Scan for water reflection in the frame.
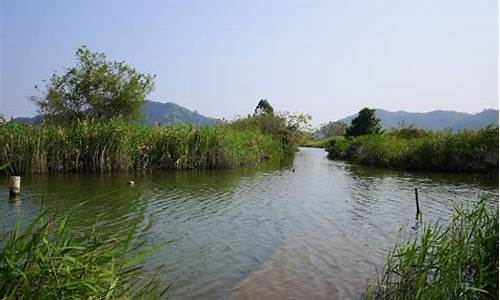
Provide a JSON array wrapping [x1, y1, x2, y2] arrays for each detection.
[[0, 148, 497, 300]]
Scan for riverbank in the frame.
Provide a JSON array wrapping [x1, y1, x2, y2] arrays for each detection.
[[0, 120, 292, 174], [326, 127, 498, 173], [301, 136, 341, 148], [365, 197, 498, 300]]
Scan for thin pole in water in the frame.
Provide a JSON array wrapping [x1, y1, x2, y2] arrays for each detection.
[[9, 176, 21, 197], [415, 188, 421, 219]]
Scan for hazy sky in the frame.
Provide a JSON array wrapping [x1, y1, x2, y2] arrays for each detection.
[[1, 0, 498, 125]]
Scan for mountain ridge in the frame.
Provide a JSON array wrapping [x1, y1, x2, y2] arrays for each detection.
[[337, 108, 498, 131], [143, 100, 220, 126], [9, 100, 220, 126]]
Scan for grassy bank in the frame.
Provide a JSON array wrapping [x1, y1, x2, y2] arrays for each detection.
[[326, 127, 498, 173], [0, 120, 290, 174], [0, 206, 165, 299], [365, 197, 498, 300], [302, 136, 342, 148]]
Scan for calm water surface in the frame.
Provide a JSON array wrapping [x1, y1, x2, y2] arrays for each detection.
[[1, 148, 498, 299]]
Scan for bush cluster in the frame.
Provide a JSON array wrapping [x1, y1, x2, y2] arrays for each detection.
[[326, 127, 499, 173]]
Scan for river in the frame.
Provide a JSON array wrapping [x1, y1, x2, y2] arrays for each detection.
[[0, 147, 498, 299]]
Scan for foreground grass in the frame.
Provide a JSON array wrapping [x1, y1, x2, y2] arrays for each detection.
[[365, 197, 498, 300], [0, 120, 288, 174], [327, 127, 498, 173], [0, 205, 165, 299]]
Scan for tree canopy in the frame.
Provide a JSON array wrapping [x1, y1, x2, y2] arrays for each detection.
[[31, 46, 155, 124], [254, 99, 274, 116], [315, 121, 348, 139], [345, 107, 382, 137]]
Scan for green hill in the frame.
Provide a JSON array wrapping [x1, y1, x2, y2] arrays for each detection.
[[143, 100, 219, 126], [10, 100, 220, 126]]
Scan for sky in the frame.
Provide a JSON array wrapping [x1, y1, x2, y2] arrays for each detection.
[[1, 0, 498, 125]]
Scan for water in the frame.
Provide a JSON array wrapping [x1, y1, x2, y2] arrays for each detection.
[[0, 147, 498, 299]]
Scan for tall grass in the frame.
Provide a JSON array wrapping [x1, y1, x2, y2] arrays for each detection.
[[0, 120, 288, 174], [0, 205, 166, 299], [327, 127, 499, 173], [365, 197, 498, 300]]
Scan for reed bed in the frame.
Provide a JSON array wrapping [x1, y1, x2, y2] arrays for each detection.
[[365, 197, 498, 300], [0, 205, 166, 299], [326, 127, 498, 173], [0, 120, 285, 174]]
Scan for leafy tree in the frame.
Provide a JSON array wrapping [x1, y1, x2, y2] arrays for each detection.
[[31, 46, 155, 124], [345, 107, 382, 137], [230, 100, 312, 152], [254, 99, 274, 116], [315, 121, 348, 139], [0, 114, 7, 124]]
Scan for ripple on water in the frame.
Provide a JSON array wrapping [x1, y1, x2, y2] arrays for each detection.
[[0, 148, 497, 300]]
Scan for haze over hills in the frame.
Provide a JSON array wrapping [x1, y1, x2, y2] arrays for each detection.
[[8, 103, 498, 131], [338, 108, 499, 131], [143, 100, 219, 126], [10, 100, 220, 126]]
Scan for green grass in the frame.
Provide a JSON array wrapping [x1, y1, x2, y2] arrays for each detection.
[[0, 119, 291, 174], [365, 197, 498, 300], [326, 127, 499, 173], [0, 204, 166, 299], [302, 136, 343, 148]]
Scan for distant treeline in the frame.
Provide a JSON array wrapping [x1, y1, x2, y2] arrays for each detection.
[[327, 127, 498, 173], [0, 116, 301, 174]]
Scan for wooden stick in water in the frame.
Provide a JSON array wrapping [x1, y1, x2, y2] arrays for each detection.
[[415, 188, 421, 218], [10, 176, 21, 197]]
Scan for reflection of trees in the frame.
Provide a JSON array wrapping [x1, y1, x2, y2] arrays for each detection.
[[4, 163, 276, 232], [340, 162, 498, 223], [344, 163, 498, 188]]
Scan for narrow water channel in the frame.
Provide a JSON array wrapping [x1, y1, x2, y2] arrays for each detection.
[[0, 148, 497, 299]]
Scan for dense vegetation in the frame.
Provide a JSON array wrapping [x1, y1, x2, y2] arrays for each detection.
[[345, 107, 382, 137], [32, 46, 155, 124], [0, 47, 309, 175], [326, 126, 499, 173], [0, 119, 293, 174], [302, 136, 340, 148], [312, 121, 347, 140], [0, 206, 165, 299], [365, 197, 498, 300]]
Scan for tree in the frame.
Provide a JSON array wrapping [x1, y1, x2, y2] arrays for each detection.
[[345, 107, 382, 137], [315, 121, 347, 139], [254, 99, 274, 116], [31, 46, 155, 124]]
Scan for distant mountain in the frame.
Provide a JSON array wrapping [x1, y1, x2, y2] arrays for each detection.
[[143, 100, 219, 126], [11, 116, 42, 125], [338, 108, 498, 131], [10, 100, 220, 126]]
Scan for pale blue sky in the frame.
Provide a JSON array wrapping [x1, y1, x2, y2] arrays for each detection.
[[1, 0, 498, 125]]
